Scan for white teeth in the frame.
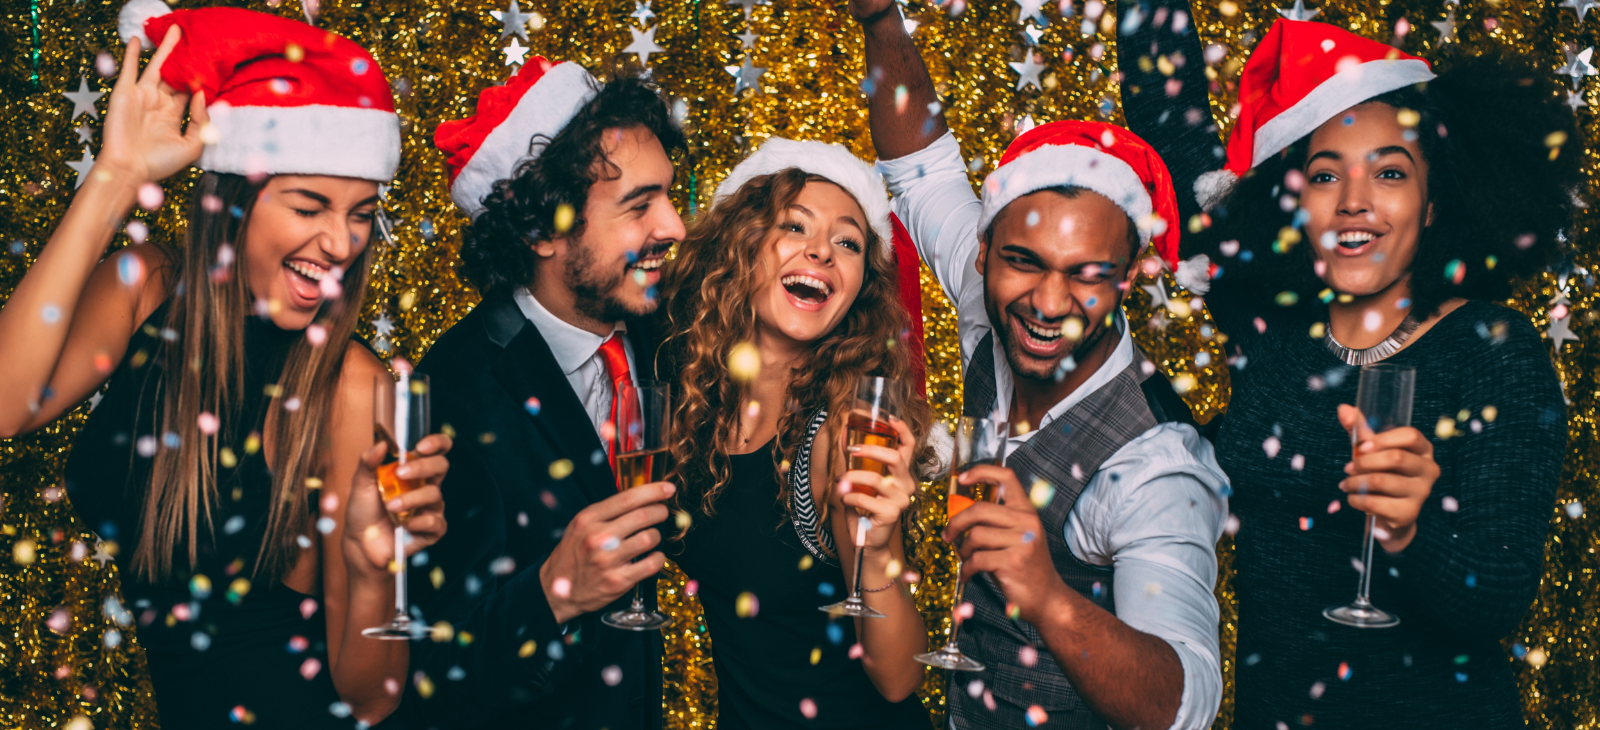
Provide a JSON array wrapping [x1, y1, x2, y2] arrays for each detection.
[[285, 260, 327, 281], [634, 256, 663, 271], [780, 274, 832, 298], [1336, 231, 1376, 244], [1022, 320, 1062, 339]]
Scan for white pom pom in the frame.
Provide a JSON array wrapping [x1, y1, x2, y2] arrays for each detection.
[[1175, 253, 1212, 295], [915, 420, 955, 482], [118, 0, 172, 47], [1193, 169, 1238, 212]]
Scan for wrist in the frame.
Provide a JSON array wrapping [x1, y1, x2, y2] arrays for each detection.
[[540, 560, 579, 625], [858, 4, 904, 34], [1378, 521, 1418, 553], [86, 159, 147, 189], [1022, 580, 1076, 629]]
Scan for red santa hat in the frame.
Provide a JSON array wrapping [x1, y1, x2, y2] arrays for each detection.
[[978, 120, 1210, 292], [117, 0, 400, 182], [714, 138, 894, 267], [435, 59, 599, 219], [1194, 19, 1435, 209]]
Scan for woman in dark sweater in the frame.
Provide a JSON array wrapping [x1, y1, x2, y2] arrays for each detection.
[[1116, 11, 1577, 729]]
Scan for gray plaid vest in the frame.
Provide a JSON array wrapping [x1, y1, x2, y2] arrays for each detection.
[[950, 331, 1189, 730]]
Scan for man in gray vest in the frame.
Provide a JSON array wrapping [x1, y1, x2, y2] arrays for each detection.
[[853, 3, 1228, 729]]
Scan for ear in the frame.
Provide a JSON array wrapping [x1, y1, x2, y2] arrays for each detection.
[[975, 235, 990, 277], [530, 235, 561, 260], [1424, 200, 1435, 229]]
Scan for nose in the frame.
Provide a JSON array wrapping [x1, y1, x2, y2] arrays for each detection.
[[803, 231, 834, 265], [1030, 271, 1078, 320], [1336, 165, 1374, 219], [654, 201, 687, 245], [317, 214, 357, 264]]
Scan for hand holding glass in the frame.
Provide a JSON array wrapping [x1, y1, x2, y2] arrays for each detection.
[[364, 373, 432, 640], [1323, 363, 1414, 629], [601, 382, 674, 631], [915, 417, 1006, 671], [820, 375, 903, 619]]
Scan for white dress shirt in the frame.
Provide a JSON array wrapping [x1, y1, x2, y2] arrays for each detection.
[[512, 287, 637, 444], [880, 132, 1228, 730]]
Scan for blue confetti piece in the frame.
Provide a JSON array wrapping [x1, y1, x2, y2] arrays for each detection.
[[524, 397, 541, 415], [818, 582, 836, 597], [1455, 672, 1468, 683], [1465, 572, 1477, 588], [826, 621, 844, 645]]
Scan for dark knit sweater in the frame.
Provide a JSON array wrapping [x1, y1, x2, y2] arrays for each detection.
[[1117, 4, 1567, 727]]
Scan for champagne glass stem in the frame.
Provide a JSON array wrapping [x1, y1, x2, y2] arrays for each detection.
[[943, 560, 967, 652], [849, 515, 869, 599], [629, 585, 646, 611], [1355, 514, 1377, 608], [393, 524, 409, 620]]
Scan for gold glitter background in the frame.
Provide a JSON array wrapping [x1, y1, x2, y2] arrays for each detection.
[[0, 0, 1592, 728]]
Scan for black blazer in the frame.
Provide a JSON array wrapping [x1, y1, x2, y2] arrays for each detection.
[[401, 293, 661, 730]]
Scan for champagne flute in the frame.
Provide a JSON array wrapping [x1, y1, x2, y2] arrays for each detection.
[[602, 381, 673, 631], [916, 417, 1006, 671], [363, 372, 433, 640], [1323, 363, 1414, 629], [819, 375, 902, 619]]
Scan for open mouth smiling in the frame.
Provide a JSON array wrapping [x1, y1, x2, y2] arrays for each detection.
[[780, 274, 834, 305]]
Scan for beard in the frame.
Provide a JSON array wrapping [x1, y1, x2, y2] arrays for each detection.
[[985, 295, 1119, 383], [565, 237, 650, 323]]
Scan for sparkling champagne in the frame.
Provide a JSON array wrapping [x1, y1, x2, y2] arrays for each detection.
[[846, 411, 898, 495], [374, 426, 421, 522], [615, 447, 669, 490]]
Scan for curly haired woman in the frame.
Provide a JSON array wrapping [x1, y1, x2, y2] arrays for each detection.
[[1117, 10, 1579, 729], [655, 139, 934, 729]]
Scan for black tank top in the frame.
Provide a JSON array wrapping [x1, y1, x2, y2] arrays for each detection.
[[668, 412, 929, 730], [63, 301, 360, 730]]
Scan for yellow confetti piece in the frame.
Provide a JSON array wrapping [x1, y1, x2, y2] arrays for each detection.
[[1029, 479, 1056, 509], [430, 567, 445, 589], [304, 477, 323, 490], [430, 621, 454, 643], [735, 591, 759, 618], [13, 539, 35, 565], [549, 459, 574, 480], [1527, 647, 1548, 668], [727, 342, 761, 382], [219, 447, 237, 469], [457, 631, 473, 646], [1483, 406, 1498, 423], [809, 647, 822, 665], [229, 577, 251, 599], [399, 289, 417, 312], [415, 673, 435, 699], [554, 203, 575, 233], [1172, 373, 1197, 394], [244, 433, 261, 455], [885, 558, 901, 578], [798, 554, 813, 571], [285, 43, 304, 63], [519, 640, 538, 658], [1435, 417, 1458, 439], [674, 510, 692, 531], [1396, 108, 1421, 127]]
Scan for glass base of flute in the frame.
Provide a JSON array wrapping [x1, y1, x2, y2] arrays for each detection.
[[362, 524, 433, 640], [602, 384, 674, 631], [819, 514, 888, 618], [914, 571, 984, 671], [1323, 516, 1401, 629]]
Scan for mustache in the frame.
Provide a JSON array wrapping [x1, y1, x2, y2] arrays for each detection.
[[633, 242, 675, 262]]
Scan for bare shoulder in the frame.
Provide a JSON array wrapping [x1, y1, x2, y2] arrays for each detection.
[[114, 243, 179, 324]]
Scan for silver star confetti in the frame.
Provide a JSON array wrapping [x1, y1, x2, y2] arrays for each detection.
[[737, 28, 759, 49], [1009, 48, 1047, 91], [1015, 0, 1050, 27], [726, 56, 766, 94], [630, 0, 655, 22], [491, 0, 533, 41], [75, 122, 93, 144], [503, 37, 531, 66], [1557, 46, 1598, 90], [66, 146, 95, 189], [1562, 0, 1600, 23], [625, 24, 666, 67], [1567, 89, 1589, 113], [1430, 9, 1457, 43], [63, 77, 103, 120], [1548, 314, 1579, 349], [1276, 0, 1321, 21]]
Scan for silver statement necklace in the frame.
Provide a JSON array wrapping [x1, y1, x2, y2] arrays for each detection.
[[1324, 315, 1421, 366]]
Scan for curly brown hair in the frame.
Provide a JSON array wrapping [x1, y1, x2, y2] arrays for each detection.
[[657, 168, 933, 537]]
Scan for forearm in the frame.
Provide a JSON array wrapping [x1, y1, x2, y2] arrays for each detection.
[[860, 7, 946, 160], [1031, 585, 1184, 730], [0, 163, 137, 435], [852, 535, 925, 702], [331, 570, 409, 724]]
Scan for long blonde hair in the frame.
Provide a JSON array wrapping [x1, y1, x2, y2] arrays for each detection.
[[134, 172, 371, 584], [657, 168, 932, 535]]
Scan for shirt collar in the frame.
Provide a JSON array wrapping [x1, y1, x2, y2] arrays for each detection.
[[511, 287, 623, 376], [994, 310, 1134, 433]]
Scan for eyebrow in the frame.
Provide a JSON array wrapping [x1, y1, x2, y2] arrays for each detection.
[[283, 189, 331, 205], [618, 183, 663, 205], [1307, 145, 1416, 166]]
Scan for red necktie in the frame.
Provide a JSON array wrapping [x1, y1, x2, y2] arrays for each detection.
[[597, 334, 633, 481]]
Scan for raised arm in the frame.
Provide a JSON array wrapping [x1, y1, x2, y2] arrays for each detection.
[[0, 31, 204, 437], [852, 0, 945, 160], [1115, 0, 1221, 234]]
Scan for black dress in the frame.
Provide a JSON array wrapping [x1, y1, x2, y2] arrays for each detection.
[[64, 302, 359, 730], [668, 411, 929, 730], [1210, 295, 1564, 729]]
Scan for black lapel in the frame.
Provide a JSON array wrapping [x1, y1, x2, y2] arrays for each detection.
[[481, 295, 619, 508], [624, 315, 661, 382]]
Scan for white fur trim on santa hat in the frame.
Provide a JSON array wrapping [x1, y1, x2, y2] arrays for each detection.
[[452, 62, 598, 219], [713, 138, 893, 264], [977, 144, 1153, 243], [1251, 58, 1434, 169], [117, 0, 171, 47], [1193, 168, 1238, 212], [199, 104, 400, 182]]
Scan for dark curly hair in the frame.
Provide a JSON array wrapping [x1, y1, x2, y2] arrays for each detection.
[[458, 72, 685, 297], [1194, 50, 1582, 320]]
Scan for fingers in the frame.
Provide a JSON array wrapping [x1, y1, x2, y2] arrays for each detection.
[[1347, 448, 1434, 479], [889, 417, 916, 456], [846, 444, 902, 470], [116, 38, 142, 89], [1340, 473, 1428, 500], [415, 432, 454, 457], [943, 501, 1013, 541], [960, 465, 1031, 513], [143, 25, 182, 86], [386, 484, 442, 514], [360, 440, 387, 470], [1344, 493, 1420, 524], [580, 481, 676, 523], [396, 453, 449, 482], [840, 493, 902, 524], [1358, 426, 1432, 457], [184, 91, 210, 143], [956, 524, 1020, 555], [611, 528, 663, 564], [615, 551, 668, 587], [401, 513, 447, 548], [591, 504, 671, 548]]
